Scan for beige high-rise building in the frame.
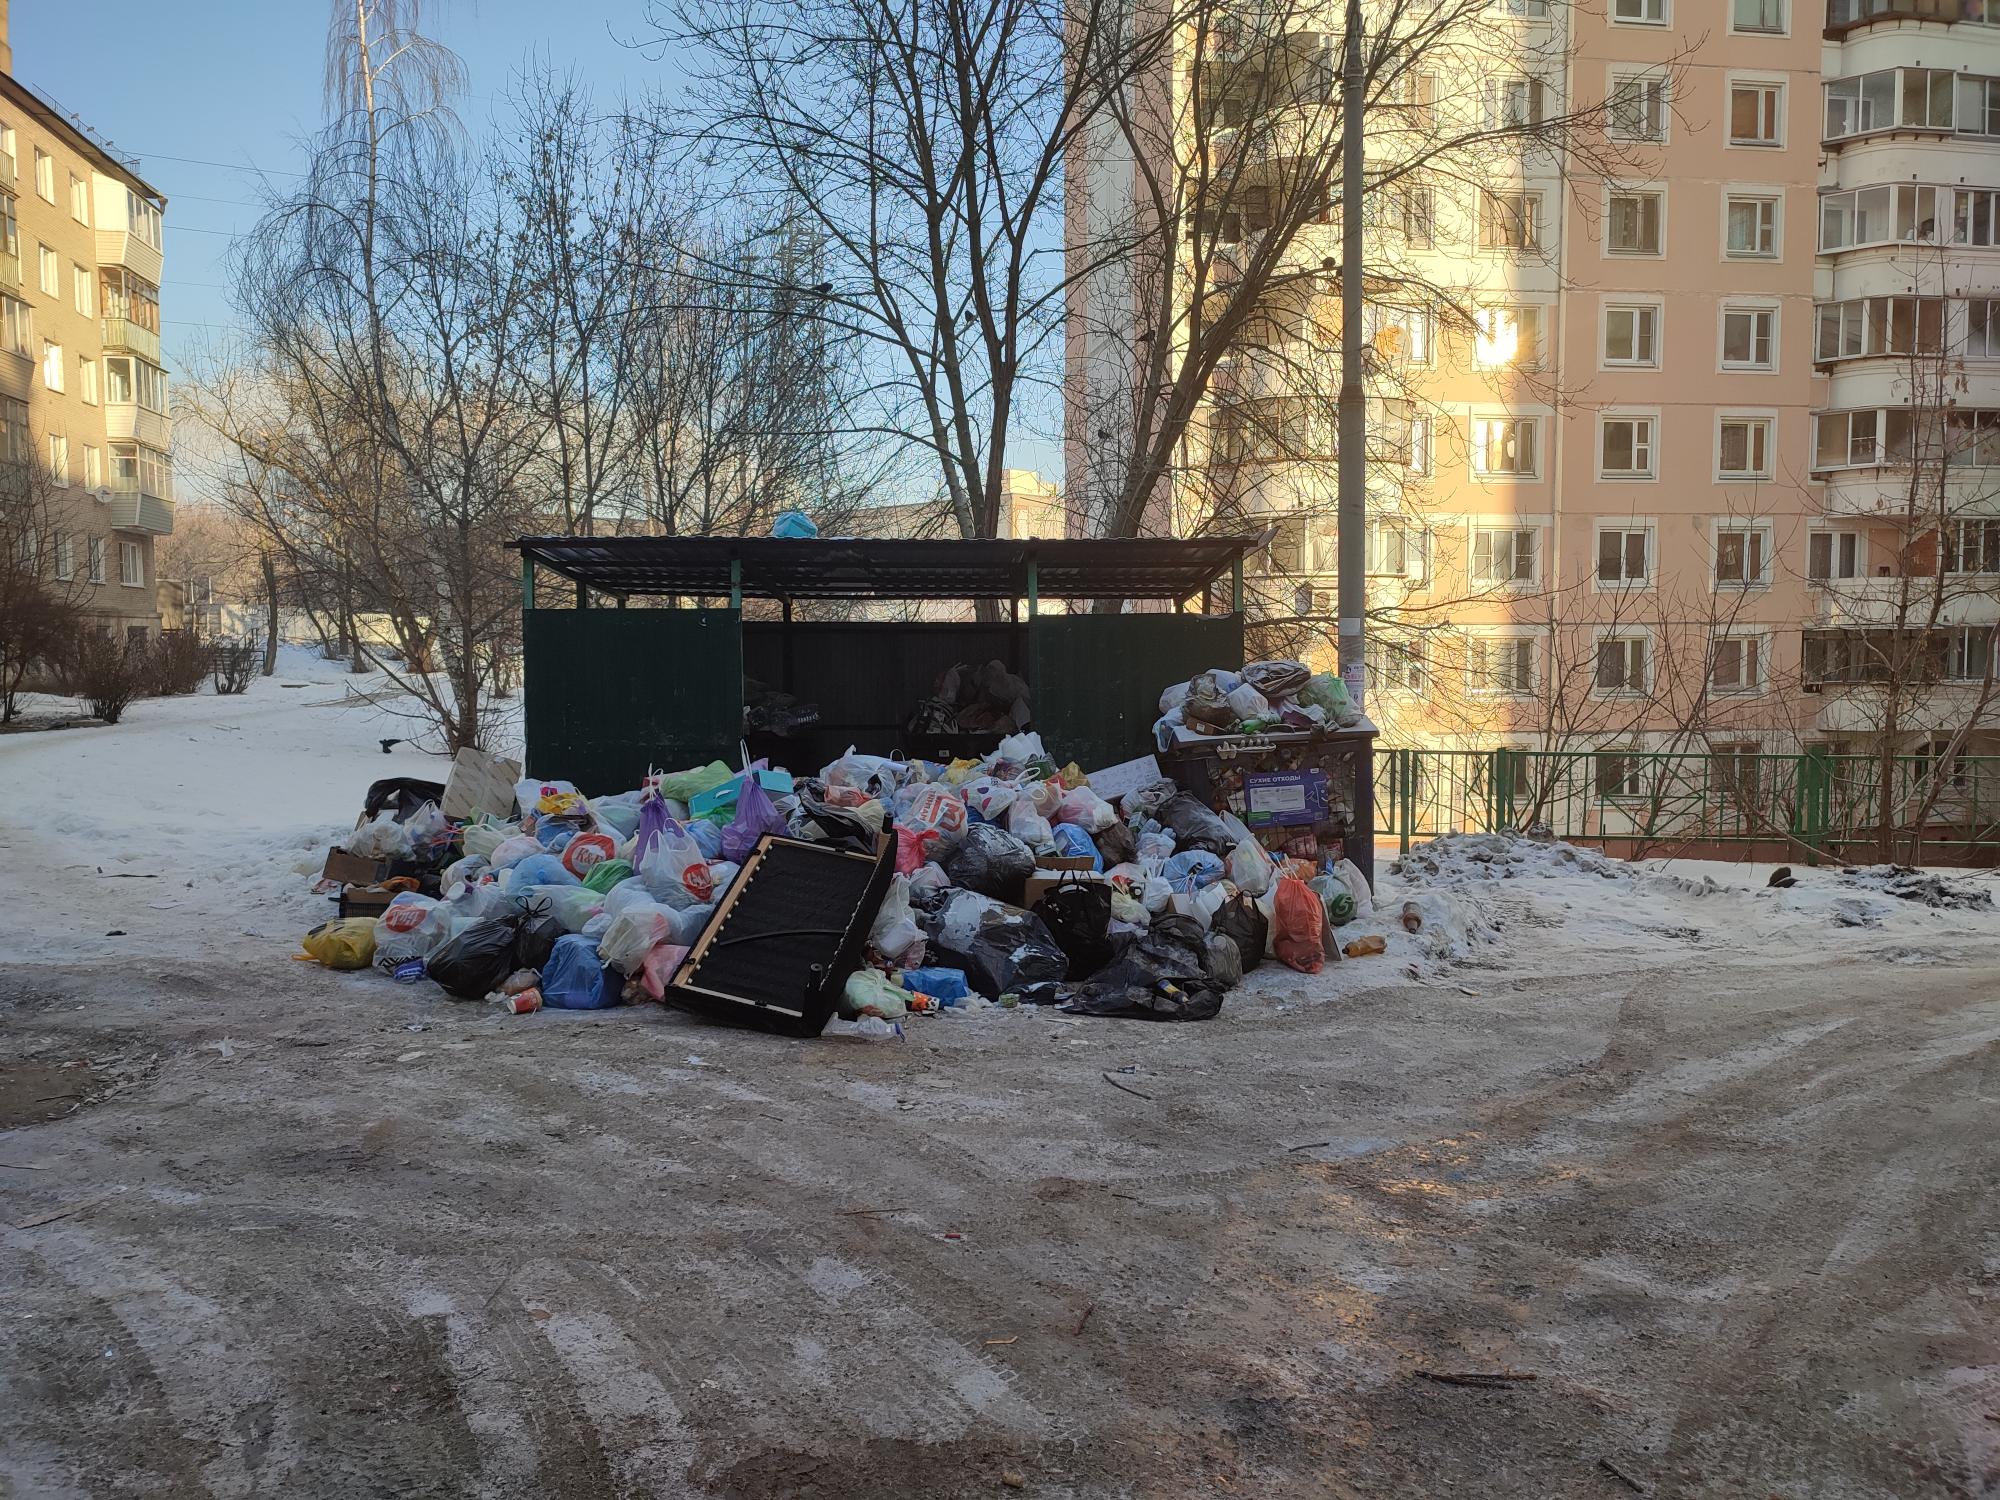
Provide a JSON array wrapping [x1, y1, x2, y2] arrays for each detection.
[[1068, 0, 2000, 768], [0, 14, 174, 644]]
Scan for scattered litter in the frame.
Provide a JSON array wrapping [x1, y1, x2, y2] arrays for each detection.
[[1416, 1369, 1537, 1389], [395, 1051, 427, 1063], [1101, 1070, 1154, 1101], [1597, 1456, 1649, 1495], [983, 1336, 1018, 1346], [684, 1054, 708, 1067], [209, 1040, 236, 1060], [1841, 865, 1994, 911]]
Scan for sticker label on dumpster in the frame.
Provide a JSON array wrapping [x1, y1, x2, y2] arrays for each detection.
[[1243, 769, 1328, 827]]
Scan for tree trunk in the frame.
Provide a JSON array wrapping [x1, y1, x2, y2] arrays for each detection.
[[261, 553, 281, 676]]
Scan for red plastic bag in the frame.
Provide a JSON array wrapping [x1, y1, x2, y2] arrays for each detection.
[[1272, 876, 1326, 974], [896, 826, 940, 875]]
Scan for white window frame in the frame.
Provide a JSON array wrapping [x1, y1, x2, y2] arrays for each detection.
[[1479, 189, 1544, 253], [40, 338, 62, 392], [1611, 0, 1669, 24], [1367, 517, 1429, 581], [1723, 189, 1783, 259], [68, 172, 88, 224], [32, 147, 52, 203], [53, 532, 73, 581], [78, 354, 96, 406], [87, 535, 105, 584], [1368, 637, 1429, 694], [48, 432, 67, 484], [1709, 633, 1768, 696], [72, 264, 92, 316], [1605, 185, 1666, 258], [1465, 631, 1538, 697], [1807, 527, 1865, 583], [1716, 412, 1777, 481], [35, 243, 56, 297], [1592, 633, 1653, 698], [1484, 76, 1550, 131], [1474, 303, 1546, 369], [1719, 302, 1779, 372], [1469, 522, 1542, 586], [1606, 69, 1670, 143], [1595, 523, 1655, 589], [1729, 0, 1788, 33], [1601, 300, 1663, 369], [1712, 521, 1774, 588], [119, 540, 145, 589], [82, 442, 101, 488], [1727, 77, 1786, 147], [1597, 412, 1660, 480], [1470, 415, 1543, 480]]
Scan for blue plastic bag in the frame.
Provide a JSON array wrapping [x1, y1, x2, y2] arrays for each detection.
[[686, 819, 725, 860], [507, 852, 580, 889], [899, 967, 971, 1005], [535, 823, 576, 852], [722, 774, 789, 862], [1161, 849, 1224, 894], [540, 933, 615, 1009], [1051, 823, 1102, 871], [771, 509, 819, 539]]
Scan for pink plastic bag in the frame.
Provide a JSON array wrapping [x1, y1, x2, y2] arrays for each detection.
[[896, 826, 940, 875], [638, 943, 690, 1000]]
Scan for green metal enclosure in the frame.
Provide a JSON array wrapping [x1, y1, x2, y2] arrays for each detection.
[[1030, 613, 1246, 772], [522, 607, 743, 795]]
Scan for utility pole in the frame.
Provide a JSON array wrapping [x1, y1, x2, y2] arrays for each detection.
[[1336, 0, 1367, 715]]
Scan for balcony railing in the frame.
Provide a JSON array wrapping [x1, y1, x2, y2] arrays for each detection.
[[104, 481, 175, 536], [100, 316, 161, 362]]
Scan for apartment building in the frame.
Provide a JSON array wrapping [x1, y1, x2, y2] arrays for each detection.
[[0, 22, 174, 645], [1068, 0, 2000, 765]]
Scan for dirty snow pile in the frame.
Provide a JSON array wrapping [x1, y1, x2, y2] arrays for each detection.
[[1392, 831, 1630, 886], [1838, 865, 1995, 912]]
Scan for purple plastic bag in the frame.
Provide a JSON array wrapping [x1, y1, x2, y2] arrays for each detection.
[[721, 774, 788, 863], [635, 795, 679, 869]]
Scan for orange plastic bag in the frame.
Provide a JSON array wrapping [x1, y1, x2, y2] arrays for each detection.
[[1272, 877, 1326, 974]]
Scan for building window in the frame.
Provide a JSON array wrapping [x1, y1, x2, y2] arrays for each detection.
[[1369, 638, 1428, 693], [1731, 0, 1786, 30], [32, 147, 52, 202], [1946, 628, 1995, 683], [1494, 0, 1550, 15], [120, 541, 144, 588], [78, 354, 96, 405], [1607, 190, 1664, 254], [1475, 304, 1543, 368], [72, 264, 92, 316], [1471, 525, 1540, 583], [0, 396, 24, 463], [87, 535, 104, 583], [1813, 295, 1944, 363], [1957, 189, 2000, 246], [1725, 194, 1780, 257], [1819, 184, 1947, 251], [1, 295, 28, 354], [1825, 67, 1960, 141], [1808, 529, 1861, 582], [1967, 300, 2000, 358], [1730, 82, 1783, 145], [109, 443, 174, 500], [126, 192, 163, 250], [1484, 77, 1549, 129], [1600, 416, 1657, 478], [1368, 519, 1426, 578], [1479, 191, 1542, 251], [68, 172, 88, 223], [1943, 519, 2000, 574], [1721, 306, 1776, 369], [47, 433, 67, 484], [1596, 637, 1650, 694], [1404, 414, 1432, 475], [1364, 303, 1433, 364], [1595, 749, 1645, 799], [1468, 636, 1536, 696], [104, 355, 169, 413], [35, 243, 56, 296], [1597, 527, 1651, 584], [1612, 0, 1668, 21], [1710, 636, 1763, 693], [40, 339, 61, 391], [1398, 184, 1435, 247], [82, 442, 101, 488], [1608, 72, 1668, 141], [1603, 303, 1660, 367], [1814, 410, 1880, 468], [1715, 526, 1771, 585], [54, 533, 73, 580], [0, 195, 15, 281], [1719, 417, 1773, 479], [1473, 417, 1541, 477]]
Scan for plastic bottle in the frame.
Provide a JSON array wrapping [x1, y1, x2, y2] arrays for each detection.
[[822, 1016, 901, 1040]]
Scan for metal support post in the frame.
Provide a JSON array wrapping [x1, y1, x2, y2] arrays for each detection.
[[1336, 0, 1367, 715]]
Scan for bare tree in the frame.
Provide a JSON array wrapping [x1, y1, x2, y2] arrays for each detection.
[[0, 459, 92, 722]]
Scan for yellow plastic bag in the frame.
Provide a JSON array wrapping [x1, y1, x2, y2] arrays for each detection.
[[1056, 762, 1088, 789], [943, 758, 983, 786], [300, 917, 378, 970]]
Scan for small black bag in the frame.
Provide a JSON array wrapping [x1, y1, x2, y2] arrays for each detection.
[[426, 914, 523, 1000], [1060, 914, 1224, 1022], [1213, 893, 1268, 974], [1033, 878, 1116, 978], [512, 901, 564, 973]]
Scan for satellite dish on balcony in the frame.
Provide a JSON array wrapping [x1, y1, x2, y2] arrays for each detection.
[[95, 487, 112, 504]]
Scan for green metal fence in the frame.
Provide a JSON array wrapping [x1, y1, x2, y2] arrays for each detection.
[[1379, 748, 2000, 863]]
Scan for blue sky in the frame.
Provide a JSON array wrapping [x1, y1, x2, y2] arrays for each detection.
[[15, 1, 682, 369]]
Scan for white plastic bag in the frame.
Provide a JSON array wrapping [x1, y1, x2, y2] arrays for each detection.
[[869, 874, 922, 961], [1139, 875, 1174, 914], [1336, 857, 1374, 920], [599, 901, 676, 973], [1226, 837, 1273, 898], [1224, 683, 1270, 722], [374, 895, 447, 969], [932, 887, 1008, 951], [346, 811, 414, 860], [823, 746, 905, 798], [1158, 680, 1192, 715], [994, 731, 1047, 766], [1006, 797, 1054, 852], [488, 833, 543, 870], [961, 776, 1019, 821], [1028, 777, 1065, 817], [908, 861, 950, 898], [636, 830, 717, 909], [460, 820, 509, 861], [515, 884, 600, 934], [898, 784, 969, 842], [1056, 784, 1118, 834]]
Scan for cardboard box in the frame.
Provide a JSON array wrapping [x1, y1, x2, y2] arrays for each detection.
[[1024, 859, 1104, 907], [441, 746, 521, 821], [322, 848, 393, 887], [339, 885, 399, 919]]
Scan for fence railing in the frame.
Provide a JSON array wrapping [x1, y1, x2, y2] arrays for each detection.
[[1378, 748, 2000, 862]]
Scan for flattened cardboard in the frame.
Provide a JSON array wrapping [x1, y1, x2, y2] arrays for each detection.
[[441, 746, 522, 822]]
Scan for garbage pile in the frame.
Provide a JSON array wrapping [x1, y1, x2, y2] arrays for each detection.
[[300, 661, 1381, 1032], [1155, 660, 1362, 747], [906, 660, 1033, 736]]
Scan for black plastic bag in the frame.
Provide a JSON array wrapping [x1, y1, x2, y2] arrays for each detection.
[[943, 823, 1035, 904], [1241, 659, 1311, 701], [1033, 878, 1116, 978], [932, 906, 1069, 1000], [1095, 820, 1138, 868], [512, 902, 564, 973], [1158, 793, 1235, 855], [1205, 933, 1243, 989], [789, 788, 882, 855], [1213, 893, 1268, 974], [364, 777, 450, 822], [426, 914, 523, 1000], [1060, 914, 1224, 1021]]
